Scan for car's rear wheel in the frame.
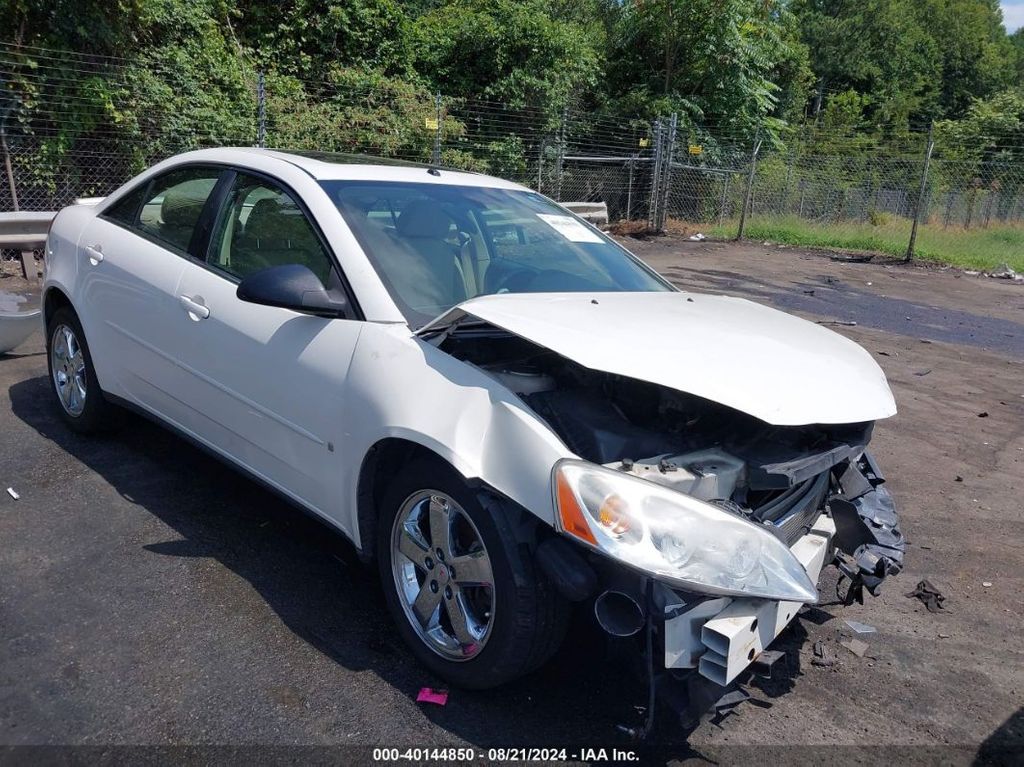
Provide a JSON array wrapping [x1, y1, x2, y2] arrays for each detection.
[[46, 306, 119, 433], [377, 458, 568, 689]]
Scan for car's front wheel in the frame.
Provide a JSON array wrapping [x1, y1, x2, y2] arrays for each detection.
[[46, 306, 119, 433], [377, 458, 568, 689]]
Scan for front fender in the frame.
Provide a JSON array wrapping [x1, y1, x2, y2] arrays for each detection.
[[340, 323, 572, 548]]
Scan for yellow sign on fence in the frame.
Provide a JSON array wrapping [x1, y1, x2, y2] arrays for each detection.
[[424, 117, 439, 130], [688, 145, 703, 155]]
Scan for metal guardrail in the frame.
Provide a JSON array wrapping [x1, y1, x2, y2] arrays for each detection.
[[0, 211, 57, 280]]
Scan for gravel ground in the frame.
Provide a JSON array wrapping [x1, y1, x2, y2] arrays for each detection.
[[0, 240, 1022, 763]]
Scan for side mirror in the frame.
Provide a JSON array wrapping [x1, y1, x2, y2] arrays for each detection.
[[236, 264, 349, 318]]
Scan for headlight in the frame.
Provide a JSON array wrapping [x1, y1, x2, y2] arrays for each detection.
[[553, 460, 818, 603]]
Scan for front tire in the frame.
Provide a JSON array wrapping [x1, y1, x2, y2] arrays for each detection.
[[377, 458, 568, 689], [46, 306, 119, 433]]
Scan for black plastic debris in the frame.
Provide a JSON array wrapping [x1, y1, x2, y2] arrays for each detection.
[[830, 253, 874, 263], [914, 369, 932, 376], [905, 579, 947, 613], [750, 650, 785, 678], [713, 689, 751, 712], [830, 455, 905, 603], [978, 411, 989, 418]]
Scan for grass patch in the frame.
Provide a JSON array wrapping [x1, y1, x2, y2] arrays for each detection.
[[707, 214, 1024, 272]]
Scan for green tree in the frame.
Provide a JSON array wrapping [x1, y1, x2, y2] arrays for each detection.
[[1010, 28, 1024, 84], [792, 0, 1015, 125], [410, 0, 602, 108], [604, 1, 812, 138], [235, 0, 414, 81]]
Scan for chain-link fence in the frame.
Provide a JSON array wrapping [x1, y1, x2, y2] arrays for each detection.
[[5, 41, 1024, 264]]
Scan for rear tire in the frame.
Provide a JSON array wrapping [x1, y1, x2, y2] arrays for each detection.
[[46, 306, 120, 433], [377, 458, 568, 689]]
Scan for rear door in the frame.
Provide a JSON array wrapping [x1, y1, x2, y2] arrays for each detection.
[[77, 166, 226, 420], [163, 170, 363, 517]]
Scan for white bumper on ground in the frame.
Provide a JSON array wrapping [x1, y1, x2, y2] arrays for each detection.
[[664, 515, 836, 685]]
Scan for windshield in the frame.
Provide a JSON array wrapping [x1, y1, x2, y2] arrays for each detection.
[[321, 180, 672, 327]]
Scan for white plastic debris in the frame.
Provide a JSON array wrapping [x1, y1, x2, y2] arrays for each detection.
[[687, 233, 706, 241], [844, 619, 877, 634], [6, 487, 19, 500], [982, 581, 992, 587], [987, 263, 1022, 281]]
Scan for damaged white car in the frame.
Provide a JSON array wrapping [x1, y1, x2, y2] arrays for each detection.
[[43, 148, 905, 700]]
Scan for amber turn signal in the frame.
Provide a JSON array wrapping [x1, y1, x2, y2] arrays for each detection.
[[556, 470, 597, 545]]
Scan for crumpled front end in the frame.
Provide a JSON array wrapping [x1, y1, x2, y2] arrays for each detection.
[[657, 451, 904, 686], [429, 315, 905, 708], [545, 448, 905, 690]]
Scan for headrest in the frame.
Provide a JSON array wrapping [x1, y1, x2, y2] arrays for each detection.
[[245, 198, 288, 240], [396, 199, 452, 239], [160, 180, 212, 228]]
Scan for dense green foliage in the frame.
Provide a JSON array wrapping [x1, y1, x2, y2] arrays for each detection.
[[0, 0, 1022, 184]]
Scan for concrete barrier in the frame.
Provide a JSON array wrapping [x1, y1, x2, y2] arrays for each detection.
[[561, 201, 609, 226]]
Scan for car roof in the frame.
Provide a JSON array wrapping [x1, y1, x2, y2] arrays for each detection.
[[198, 147, 530, 190]]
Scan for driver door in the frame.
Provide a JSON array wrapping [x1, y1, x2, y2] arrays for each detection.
[[165, 171, 362, 520]]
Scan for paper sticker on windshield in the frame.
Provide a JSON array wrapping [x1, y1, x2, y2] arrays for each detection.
[[536, 214, 603, 243]]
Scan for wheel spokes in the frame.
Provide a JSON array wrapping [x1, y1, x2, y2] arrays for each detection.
[[445, 591, 478, 648], [398, 525, 430, 569], [56, 373, 71, 406], [428, 496, 452, 558], [450, 549, 492, 588], [411, 580, 443, 628], [392, 491, 495, 661], [62, 327, 77, 360], [53, 328, 69, 362]]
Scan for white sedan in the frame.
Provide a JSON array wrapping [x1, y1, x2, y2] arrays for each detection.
[[43, 148, 905, 694]]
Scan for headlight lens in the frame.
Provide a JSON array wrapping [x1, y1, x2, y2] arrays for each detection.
[[553, 460, 819, 602]]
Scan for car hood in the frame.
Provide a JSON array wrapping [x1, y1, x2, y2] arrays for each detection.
[[417, 291, 896, 426]]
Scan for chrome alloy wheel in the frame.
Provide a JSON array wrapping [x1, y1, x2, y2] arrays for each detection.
[[390, 490, 495, 661], [50, 324, 87, 417]]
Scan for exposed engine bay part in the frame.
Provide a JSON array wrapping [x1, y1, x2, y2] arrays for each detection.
[[613, 449, 747, 503]]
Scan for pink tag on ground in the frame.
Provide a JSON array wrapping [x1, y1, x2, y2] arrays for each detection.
[[416, 687, 449, 706]]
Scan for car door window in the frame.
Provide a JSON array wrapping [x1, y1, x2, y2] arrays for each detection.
[[207, 174, 333, 285], [134, 168, 221, 253], [102, 183, 150, 227]]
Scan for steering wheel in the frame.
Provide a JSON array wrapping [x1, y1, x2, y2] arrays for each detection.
[[488, 262, 538, 293]]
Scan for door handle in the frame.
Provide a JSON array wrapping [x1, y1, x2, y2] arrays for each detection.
[[84, 244, 104, 264], [179, 295, 210, 320]]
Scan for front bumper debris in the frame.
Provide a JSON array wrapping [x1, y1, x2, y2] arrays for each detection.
[[830, 453, 905, 602], [659, 452, 904, 685], [665, 515, 836, 685]]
